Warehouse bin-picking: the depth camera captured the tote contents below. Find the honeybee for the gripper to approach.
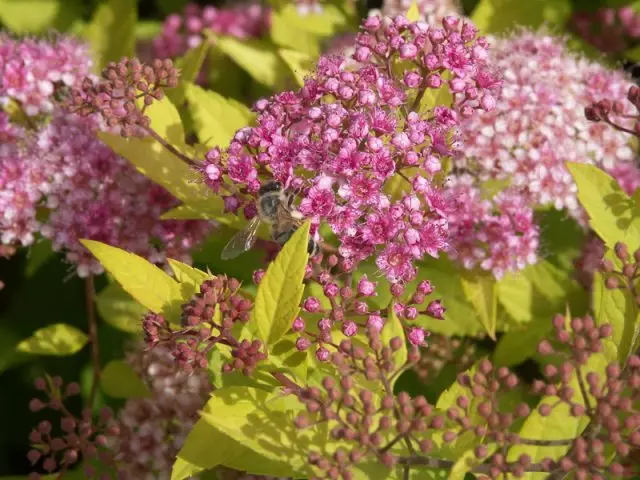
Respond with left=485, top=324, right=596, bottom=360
left=220, top=181, right=319, bottom=260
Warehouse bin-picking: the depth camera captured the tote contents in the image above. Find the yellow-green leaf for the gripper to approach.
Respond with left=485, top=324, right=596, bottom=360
left=567, top=162, right=640, bottom=252
left=98, top=132, right=211, bottom=206
left=271, top=9, right=321, bottom=56
left=381, top=305, right=408, bottom=374
left=85, top=0, right=136, bottom=71
left=16, top=324, right=88, bottom=356
left=101, top=360, right=151, bottom=398
left=142, top=96, right=185, bottom=147
left=271, top=2, right=351, bottom=36
left=168, top=258, right=212, bottom=299
left=95, top=282, right=146, bottom=333
left=593, top=252, right=640, bottom=362
left=278, top=49, right=315, bottom=87
left=214, top=35, right=291, bottom=89
left=405, top=0, right=421, bottom=21
left=167, top=41, right=211, bottom=106
left=471, top=0, right=571, bottom=34
left=0, top=0, right=81, bottom=34
left=185, top=83, right=253, bottom=148
left=460, top=272, right=497, bottom=340
left=253, top=222, right=310, bottom=345
left=81, top=240, right=182, bottom=320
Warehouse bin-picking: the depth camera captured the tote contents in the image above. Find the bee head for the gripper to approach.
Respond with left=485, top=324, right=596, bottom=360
left=259, top=180, right=282, bottom=196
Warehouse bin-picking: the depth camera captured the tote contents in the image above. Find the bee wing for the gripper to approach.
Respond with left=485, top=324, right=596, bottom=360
left=221, top=217, right=261, bottom=260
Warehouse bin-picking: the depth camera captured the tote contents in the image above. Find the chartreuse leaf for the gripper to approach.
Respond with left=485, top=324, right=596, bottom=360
left=253, top=222, right=310, bottom=345
left=81, top=240, right=182, bottom=320
left=381, top=305, right=408, bottom=378
left=0, top=0, right=82, bottom=34
left=185, top=83, right=253, bottom=148
left=167, top=41, right=211, bottom=107
left=101, top=360, right=151, bottom=399
left=405, top=0, right=421, bottom=21
left=199, top=387, right=322, bottom=476
left=278, top=49, right=315, bottom=87
left=271, top=9, right=322, bottom=56
left=567, top=162, right=640, bottom=252
left=159, top=200, right=261, bottom=235
left=271, top=0, right=351, bottom=36
left=414, top=259, right=483, bottom=337
left=85, top=0, right=136, bottom=71
left=95, top=281, right=146, bottom=333
left=16, top=324, right=88, bottom=356
left=167, top=258, right=212, bottom=300
left=98, top=132, right=210, bottom=206
left=213, top=35, right=292, bottom=89
left=142, top=96, right=185, bottom=147
left=450, top=446, right=495, bottom=479
left=460, top=271, right=498, bottom=340
left=471, top=0, right=571, bottom=34
left=593, top=251, right=640, bottom=362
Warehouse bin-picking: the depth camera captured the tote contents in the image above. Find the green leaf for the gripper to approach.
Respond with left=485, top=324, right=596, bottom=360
left=214, top=35, right=292, bottom=89
left=493, top=316, right=553, bottom=368
left=253, top=222, right=310, bottom=345
left=85, top=0, right=136, bottom=71
left=278, top=49, right=315, bottom=87
left=95, top=282, right=146, bottom=333
left=271, top=1, right=351, bottom=36
left=460, top=272, right=497, bottom=340
left=406, top=0, right=421, bottom=21
left=593, top=252, right=640, bottom=362
left=98, top=132, right=211, bottom=206
left=0, top=0, right=82, bottom=33
left=471, top=0, right=571, bottom=33
left=160, top=201, right=257, bottom=234
left=199, top=387, right=320, bottom=476
left=81, top=240, right=182, bottom=320
left=167, top=258, right=212, bottom=299
left=168, top=41, right=211, bottom=107
left=567, top=162, right=640, bottom=252
left=381, top=305, right=408, bottom=374
left=101, top=360, right=151, bottom=399
left=142, top=96, right=185, bottom=148
left=16, top=323, right=88, bottom=356
left=271, top=10, right=322, bottom=56
left=185, top=83, right=253, bottom=148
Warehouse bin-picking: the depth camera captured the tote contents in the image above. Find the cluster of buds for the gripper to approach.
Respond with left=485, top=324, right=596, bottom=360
left=413, top=333, right=475, bottom=381
left=27, top=377, right=119, bottom=479
left=68, top=57, right=178, bottom=137
left=569, top=6, right=640, bottom=55
left=142, top=275, right=266, bottom=375
left=294, top=326, right=434, bottom=478
left=598, top=241, right=640, bottom=306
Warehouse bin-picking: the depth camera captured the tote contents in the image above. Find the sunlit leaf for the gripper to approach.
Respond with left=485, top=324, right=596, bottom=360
left=0, top=0, right=81, bottom=33
left=81, top=240, right=182, bottom=320
left=167, top=258, right=212, bottom=299
left=16, top=324, right=88, bottom=356
left=381, top=305, right=408, bottom=377
left=168, top=41, right=211, bottom=106
left=185, top=83, right=253, bottom=148
left=278, top=49, right=315, bottom=87
left=95, top=282, right=146, bottom=333
left=101, top=360, right=151, bottom=398
left=253, top=222, right=310, bottom=345
left=85, top=0, right=136, bottom=71
left=460, top=272, right=497, bottom=340
left=471, top=0, right=571, bottom=34
left=405, top=0, right=421, bottom=21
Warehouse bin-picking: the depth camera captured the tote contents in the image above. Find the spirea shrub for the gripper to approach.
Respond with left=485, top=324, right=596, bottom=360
left=3, top=1, right=640, bottom=480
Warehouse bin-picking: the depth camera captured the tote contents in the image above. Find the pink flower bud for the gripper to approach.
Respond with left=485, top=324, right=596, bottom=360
left=292, top=316, right=305, bottom=333
left=425, top=299, right=445, bottom=319
left=303, top=297, right=321, bottom=312
left=408, top=327, right=427, bottom=346
left=296, top=337, right=311, bottom=351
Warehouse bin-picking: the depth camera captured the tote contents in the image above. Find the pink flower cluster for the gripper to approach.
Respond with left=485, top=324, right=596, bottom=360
left=152, top=2, right=270, bottom=59
left=202, top=14, right=500, bottom=283
left=110, top=344, right=211, bottom=478
left=570, top=6, right=640, bottom=54
left=458, top=31, right=640, bottom=222
left=446, top=177, right=539, bottom=278
left=373, top=0, right=462, bottom=25
left=0, top=33, right=92, bottom=116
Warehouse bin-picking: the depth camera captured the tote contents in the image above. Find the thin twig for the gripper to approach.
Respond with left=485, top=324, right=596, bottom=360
left=144, top=125, right=198, bottom=167
left=86, top=275, right=101, bottom=408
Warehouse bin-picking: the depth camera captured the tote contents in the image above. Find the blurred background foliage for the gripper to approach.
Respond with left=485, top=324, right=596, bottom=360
left=1, top=0, right=640, bottom=477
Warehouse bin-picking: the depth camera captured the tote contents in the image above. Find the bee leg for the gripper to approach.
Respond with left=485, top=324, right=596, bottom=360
left=307, top=239, right=319, bottom=257
left=272, top=227, right=296, bottom=245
